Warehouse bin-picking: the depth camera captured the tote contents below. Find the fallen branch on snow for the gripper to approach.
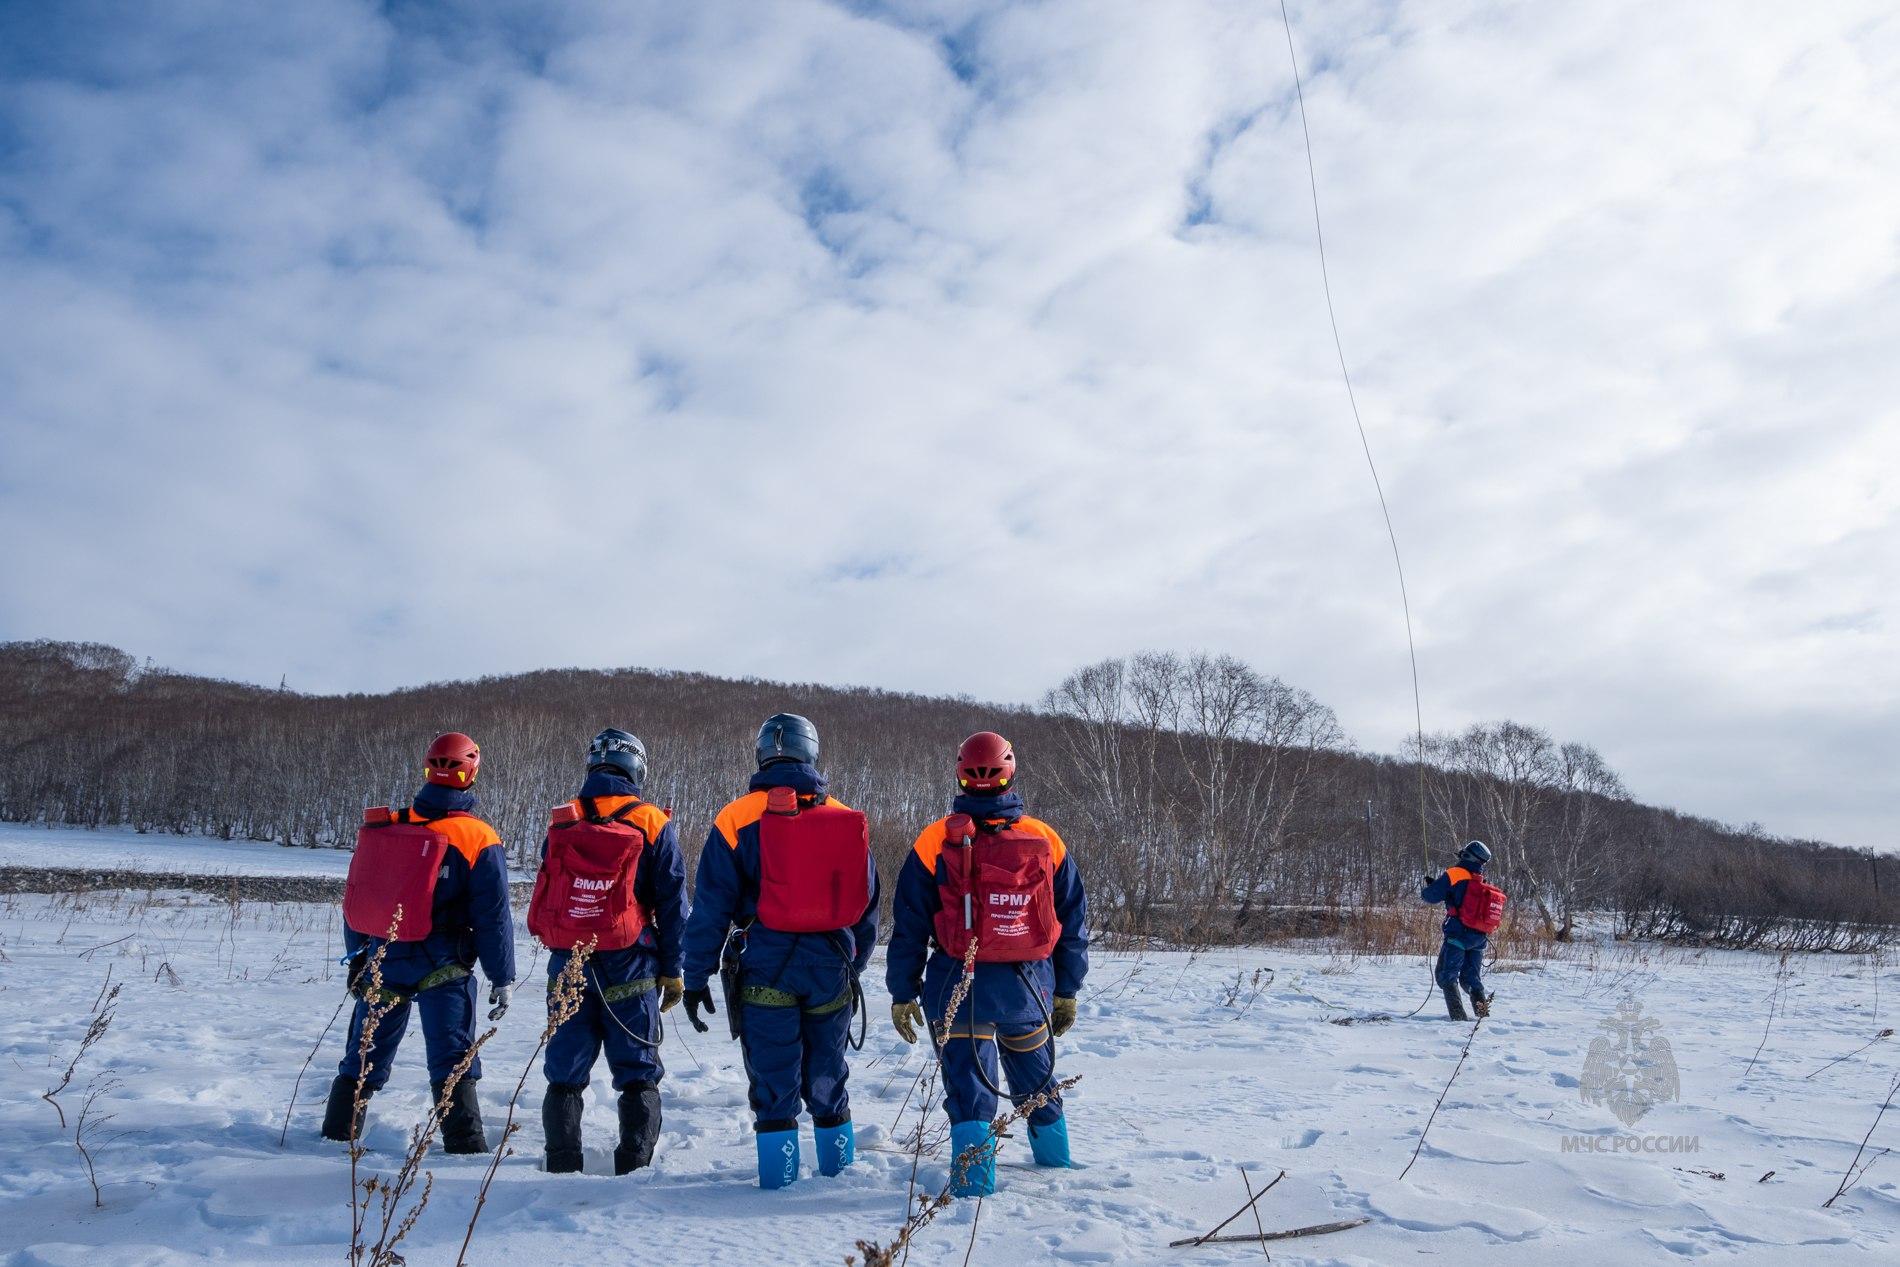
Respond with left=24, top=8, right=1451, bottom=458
left=1173, top=1168, right=1285, bottom=1248
left=1169, top=1217, right=1371, bottom=1249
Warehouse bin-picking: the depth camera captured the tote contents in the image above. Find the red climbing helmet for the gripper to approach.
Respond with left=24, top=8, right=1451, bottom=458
left=424, top=732, right=481, bottom=787
left=956, top=731, right=1016, bottom=793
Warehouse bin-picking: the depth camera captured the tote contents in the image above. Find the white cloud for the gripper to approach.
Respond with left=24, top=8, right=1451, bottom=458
left=1, top=0, right=1894, bottom=848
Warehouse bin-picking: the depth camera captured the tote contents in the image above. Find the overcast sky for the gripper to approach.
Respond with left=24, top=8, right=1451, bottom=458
left=1, top=1, right=1894, bottom=850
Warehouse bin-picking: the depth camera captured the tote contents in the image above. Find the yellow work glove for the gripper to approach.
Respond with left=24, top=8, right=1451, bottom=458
left=658, top=977, right=685, bottom=1012
left=1051, top=995, right=1077, bottom=1037
left=891, top=1001, right=925, bottom=1045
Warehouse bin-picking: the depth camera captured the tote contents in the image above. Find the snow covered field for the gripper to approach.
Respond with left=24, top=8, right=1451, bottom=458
left=2, top=884, right=1897, bottom=1265
left=0, top=824, right=351, bottom=879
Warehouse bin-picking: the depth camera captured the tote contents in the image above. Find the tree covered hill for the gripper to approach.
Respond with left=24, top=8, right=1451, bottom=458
left=3, top=639, right=1890, bottom=949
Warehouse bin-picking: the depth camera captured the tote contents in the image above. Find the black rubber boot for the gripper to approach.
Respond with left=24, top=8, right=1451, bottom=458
left=321, top=1074, right=372, bottom=1142
left=435, top=1079, right=489, bottom=1154
left=1472, top=991, right=1492, bottom=1019
left=1443, top=985, right=1471, bottom=1021
left=543, top=1084, right=586, bottom=1174
left=614, top=1082, right=662, bottom=1176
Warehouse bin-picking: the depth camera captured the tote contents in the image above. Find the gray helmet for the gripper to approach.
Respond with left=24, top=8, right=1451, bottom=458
left=1458, top=840, right=1492, bottom=868
left=755, top=713, right=819, bottom=770
left=587, top=727, right=647, bottom=787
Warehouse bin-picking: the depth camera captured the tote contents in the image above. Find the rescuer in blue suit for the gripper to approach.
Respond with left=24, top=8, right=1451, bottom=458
left=886, top=732, right=1089, bottom=1198
left=1420, top=840, right=1495, bottom=1020
left=680, top=713, right=880, bottom=1188
left=537, top=728, right=689, bottom=1175
left=324, top=732, right=515, bottom=1153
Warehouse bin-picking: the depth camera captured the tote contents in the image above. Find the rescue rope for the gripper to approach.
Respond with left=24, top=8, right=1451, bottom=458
left=586, top=964, right=665, bottom=1050
left=1275, top=0, right=1432, bottom=879
left=930, top=960, right=1061, bottom=1103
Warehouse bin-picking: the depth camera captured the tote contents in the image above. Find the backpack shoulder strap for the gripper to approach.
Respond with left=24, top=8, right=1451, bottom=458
left=580, top=796, right=643, bottom=825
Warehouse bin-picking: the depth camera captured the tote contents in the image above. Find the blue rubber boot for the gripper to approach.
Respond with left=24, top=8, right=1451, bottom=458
left=949, top=1120, right=996, bottom=1198
left=815, top=1119, right=856, bottom=1176
left=756, top=1127, right=801, bottom=1189
left=1027, top=1116, right=1072, bottom=1168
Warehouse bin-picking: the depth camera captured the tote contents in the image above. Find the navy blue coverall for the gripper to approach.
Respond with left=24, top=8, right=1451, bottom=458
left=886, top=791, right=1089, bottom=1129
left=339, top=783, right=515, bottom=1089
left=681, top=763, right=880, bottom=1131
left=1421, top=864, right=1490, bottom=999
left=543, top=771, right=690, bottom=1091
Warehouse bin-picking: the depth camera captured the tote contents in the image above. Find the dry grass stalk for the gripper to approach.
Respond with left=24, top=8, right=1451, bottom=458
left=1742, top=951, right=1794, bottom=1081
left=1823, top=1067, right=1900, bottom=1209
left=960, top=1193, right=983, bottom=1267
left=852, top=1071, right=1083, bottom=1267
left=1805, top=1029, right=1895, bottom=1082
left=74, top=1073, right=121, bottom=1207
left=894, top=937, right=983, bottom=1263
left=362, top=1030, right=496, bottom=1265
left=43, top=975, right=120, bottom=1129
left=346, top=911, right=401, bottom=1266
left=280, top=996, right=350, bottom=1147
left=359, top=1026, right=495, bottom=1267
left=455, top=937, right=597, bottom=1267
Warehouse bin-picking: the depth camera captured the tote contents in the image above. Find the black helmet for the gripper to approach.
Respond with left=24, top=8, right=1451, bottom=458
left=755, top=713, right=819, bottom=769
left=1459, top=840, right=1492, bottom=868
left=587, top=727, right=648, bottom=787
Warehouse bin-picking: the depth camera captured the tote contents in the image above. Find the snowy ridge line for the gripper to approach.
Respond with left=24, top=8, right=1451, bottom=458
left=0, top=865, right=348, bottom=904
left=0, top=866, right=537, bottom=904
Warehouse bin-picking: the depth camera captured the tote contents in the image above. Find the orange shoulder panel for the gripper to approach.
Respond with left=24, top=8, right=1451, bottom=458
left=1446, top=866, right=1472, bottom=887
left=912, top=818, right=950, bottom=873
left=1016, top=816, right=1068, bottom=869
left=714, top=791, right=770, bottom=848
left=627, top=801, right=671, bottom=840
left=431, top=814, right=502, bottom=866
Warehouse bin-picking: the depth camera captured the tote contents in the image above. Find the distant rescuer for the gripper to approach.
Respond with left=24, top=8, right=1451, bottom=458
left=679, top=713, right=880, bottom=1189
left=326, top=731, right=516, bottom=1152
left=1420, top=839, right=1507, bottom=1021
left=886, top=731, right=1089, bottom=1198
left=526, top=728, right=688, bottom=1175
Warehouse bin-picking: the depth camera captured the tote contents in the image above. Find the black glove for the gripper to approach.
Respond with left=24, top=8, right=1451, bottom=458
left=683, top=987, right=716, bottom=1033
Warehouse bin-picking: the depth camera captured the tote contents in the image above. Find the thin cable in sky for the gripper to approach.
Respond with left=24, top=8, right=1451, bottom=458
left=1276, top=0, right=1431, bottom=869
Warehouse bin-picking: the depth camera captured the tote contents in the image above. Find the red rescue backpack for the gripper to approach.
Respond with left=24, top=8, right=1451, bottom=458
left=1457, top=871, right=1507, bottom=934
left=933, top=814, right=1062, bottom=964
left=756, top=787, right=872, bottom=933
left=344, top=806, right=460, bottom=941
left=528, top=798, right=653, bottom=951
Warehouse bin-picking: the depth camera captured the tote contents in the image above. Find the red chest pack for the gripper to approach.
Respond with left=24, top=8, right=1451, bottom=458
left=933, top=814, right=1061, bottom=964
left=344, top=807, right=461, bottom=941
left=755, top=787, right=872, bottom=933
left=527, top=798, right=653, bottom=951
